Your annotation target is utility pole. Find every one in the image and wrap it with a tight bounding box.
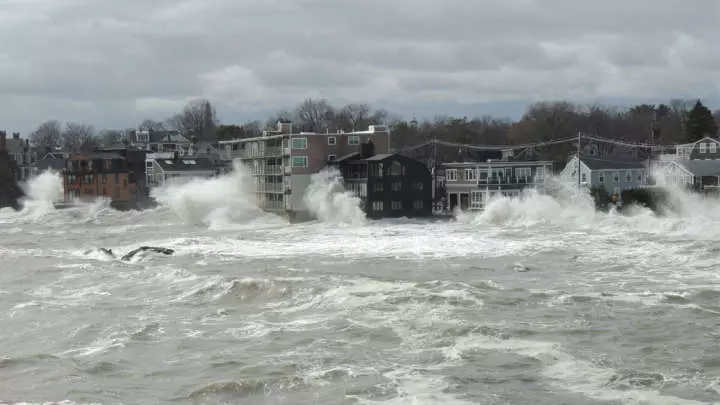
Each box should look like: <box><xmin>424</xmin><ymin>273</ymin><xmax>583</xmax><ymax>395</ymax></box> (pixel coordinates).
<box><xmin>577</xmin><ymin>131</ymin><xmax>581</xmax><ymax>190</ymax></box>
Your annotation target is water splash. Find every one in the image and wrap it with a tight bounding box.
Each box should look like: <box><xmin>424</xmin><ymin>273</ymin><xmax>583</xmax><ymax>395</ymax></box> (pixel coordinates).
<box><xmin>303</xmin><ymin>167</ymin><xmax>366</xmax><ymax>226</ymax></box>
<box><xmin>150</xmin><ymin>161</ymin><xmax>278</xmax><ymax>228</ymax></box>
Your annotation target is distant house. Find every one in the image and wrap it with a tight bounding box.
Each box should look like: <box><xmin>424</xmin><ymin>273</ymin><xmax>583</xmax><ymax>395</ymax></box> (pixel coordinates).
<box><xmin>328</xmin><ymin>145</ymin><xmax>433</xmax><ymax>219</ymax></box>
<box><xmin>147</xmin><ymin>155</ymin><xmax>216</xmax><ymax>187</ymax></box>
<box><xmin>33</xmin><ymin>152</ymin><xmax>69</xmax><ymax>175</ymax></box>
<box><xmin>559</xmin><ymin>155</ymin><xmax>648</xmax><ymax>194</ymax></box>
<box><xmin>649</xmin><ymin>159</ymin><xmax>720</xmax><ymax>190</ymax></box>
<box><xmin>0</xmin><ymin>132</ymin><xmax>36</xmax><ymax>181</ymax></box>
<box><xmin>658</xmin><ymin>136</ymin><xmax>720</xmax><ymax>161</ymax></box>
<box><xmin>442</xmin><ymin>159</ymin><xmax>553</xmax><ymax>211</ymax></box>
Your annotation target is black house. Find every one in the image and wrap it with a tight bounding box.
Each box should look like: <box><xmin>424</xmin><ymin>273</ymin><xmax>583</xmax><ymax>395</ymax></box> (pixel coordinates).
<box><xmin>329</xmin><ymin>142</ymin><xmax>433</xmax><ymax>219</ymax></box>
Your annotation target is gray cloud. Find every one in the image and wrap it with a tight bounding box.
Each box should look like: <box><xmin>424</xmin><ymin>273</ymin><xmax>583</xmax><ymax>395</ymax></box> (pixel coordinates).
<box><xmin>0</xmin><ymin>0</ymin><xmax>719</xmax><ymax>133</ymax></box>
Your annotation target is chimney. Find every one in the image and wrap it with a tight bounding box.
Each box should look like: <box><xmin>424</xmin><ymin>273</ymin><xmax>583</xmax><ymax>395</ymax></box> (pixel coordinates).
<box><xmin>360</xmin><ymin>141</ymin><xmax>375</xmax><ymax>158</ymax></box>
<box><xmin>0</xmin><ymin>131</ymin><xmax>6</xmax><ymax>150</ymax></box>
<box><xmin>12</xmin><ymin>132</ymin><xmax>19</xmax><ymax>140</ymax></box>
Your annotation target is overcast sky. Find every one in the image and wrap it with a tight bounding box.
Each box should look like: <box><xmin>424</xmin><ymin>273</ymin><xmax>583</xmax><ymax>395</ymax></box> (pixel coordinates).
<box><xmin>1</xmin><ymin>0</ymin><xmax>719</xmax><ymax>134</ymax></box>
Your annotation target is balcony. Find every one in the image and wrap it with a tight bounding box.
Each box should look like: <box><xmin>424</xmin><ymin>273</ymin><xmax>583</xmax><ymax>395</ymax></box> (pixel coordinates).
<box><xmin>265</xmin><ymin>183</ymin><xmax>283</xmax><ymax>192</ymax></box>
<box><xmin>264</xmin><ymin>166</ymin><xmax>283</xmax><ymax>175</ymax></box>
<box><xmin>264</xmin><ymin>200</ymin><xmax>284</xmax><ymax>210</ymax></box>
<box><xmin>477</xmin><ymin>176</ymin><xmax>539</xmax><ymax>185</ymax></box>
<box><xmin>265</xmin><ymin>147</ymin><xmax>282</xmax><ymax>157</ymax></box>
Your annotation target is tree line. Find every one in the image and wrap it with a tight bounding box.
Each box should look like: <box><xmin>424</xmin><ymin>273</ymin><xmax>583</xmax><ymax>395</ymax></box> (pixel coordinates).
<box><xmin>25</xmin><ymin>97</ymin><xmax>720</xmax><ymax>154</ymax></box>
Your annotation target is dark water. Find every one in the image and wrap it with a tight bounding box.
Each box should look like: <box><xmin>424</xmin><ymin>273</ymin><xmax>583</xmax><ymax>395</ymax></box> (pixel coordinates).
<box><xmin>2</xmin><ymin>195</ymin><xmax>720</xmax><ymax>405</ymax></box>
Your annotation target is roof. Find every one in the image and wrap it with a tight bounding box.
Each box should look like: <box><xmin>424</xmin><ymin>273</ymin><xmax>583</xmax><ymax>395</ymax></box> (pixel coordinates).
<box><xmin>580</xmin><ymin>156</ymin><xmax>646</xmax><ymax>170</ymax></box>
<box><xmin>4</xmin><ymin>138</ymin><xmax>27</xmax><ymax>153</ymax></box>
<box><xmin>334</xmin><ymin>152</ymin><xmax>360</xmax><ymax>163</ymax></box>
<box><xmin>676</xmin><ymin>160</ymin><xmax>720</xmax><ymax>176</ymax></box>
<box><xmin>360</xmin><ymin>153</ymin><xmax>395</xmax><ymax>162</ymax></box>
<box><xmin>72</xmin><ymin>152</ymin><xmax>125</xmax><ymax>160</ymax></box>
<box><xmin>155</xmin><ymin>157</ymin><xmax>214</xmax><ymax>172</ymax></box>
<box><xmin>35</xmin><ymin>158</ymin><xmax>66</xmax><ymax>171</ymax></box>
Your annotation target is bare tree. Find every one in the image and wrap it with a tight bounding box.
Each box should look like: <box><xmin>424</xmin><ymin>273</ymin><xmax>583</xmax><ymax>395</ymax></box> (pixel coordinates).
<box><xmin>98</xmin><ymin>130</ymin><xmax>123</xmax><ymax>146</ymax></box>
<box><xmin>166</xmin><ymin>99</ymin><xmax>218</xmax><ymax>142</ymax></box>
<box><xmin>61</xmin><ymin>123</ymin><xmax>96</xmax><ymax>152</ymax></box>
<box><xmin>139</xmin><ymin>119</ymin><xmax>166</xmax><ymax>131</ymax></box>
<box><xmin>294</xmin><ymin>98</ymin><xmax>335</xmax><ymax>132</ymax></box>
<box><xmin>29</xmin><ymin>120</ymin><xmax>62</xmax><ymax>153</ymax></box>
<box><xmin>242</xmin><ymin>120</ymin><xmax>263</xmax><ymax>137</ymax></box>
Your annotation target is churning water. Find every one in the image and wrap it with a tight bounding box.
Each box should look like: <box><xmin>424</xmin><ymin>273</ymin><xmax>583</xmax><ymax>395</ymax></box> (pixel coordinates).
<box><xmin>2</xmin><ymin>166</ymin><xmax>720</xmax><ymax>405</ymax></box>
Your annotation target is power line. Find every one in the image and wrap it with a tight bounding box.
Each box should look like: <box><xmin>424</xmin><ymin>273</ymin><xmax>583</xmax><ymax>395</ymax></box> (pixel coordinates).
<box><xmin>400</xmin><ymin>133</ymin><xmax>684</xmax><ymax>153</ymax></box>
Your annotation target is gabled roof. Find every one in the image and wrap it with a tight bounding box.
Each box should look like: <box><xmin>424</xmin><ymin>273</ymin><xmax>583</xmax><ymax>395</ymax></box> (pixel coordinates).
<box><xmin>360</xmin><ymin>153</ymin><xmax>395</xmax><ymax>162</ymax></box>
<box><xmin>675</xmin><ymin>160</ymin><xmax>720</xmax><ymax>176</ymax></box>
<box><xmin>580</xmin><ymin>156</ymin><xmax>646</xmax><ymax>170</ymax></box>
<box><xmin>334</xmin><ymin>152</ymin><xmax>360</xmax><ymax>163</ymax></box>
<box><xmin>155</xmin><ymin>157</ymin><xmax>214</xmax><ymax>172</ymax></box>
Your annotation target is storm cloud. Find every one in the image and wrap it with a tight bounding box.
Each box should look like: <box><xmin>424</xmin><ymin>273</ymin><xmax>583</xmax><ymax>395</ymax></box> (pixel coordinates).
<box><xmin>0</xmin><ymin>0</ymin><xmax>718</xmax><ymax>132</ymax></box>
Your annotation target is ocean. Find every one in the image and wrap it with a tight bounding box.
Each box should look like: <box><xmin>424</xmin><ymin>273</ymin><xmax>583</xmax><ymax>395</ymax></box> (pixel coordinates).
<box><xmin>1</xmin><ymin>168</ymin><xmax>719</xmax><ymax>405</ymax></box>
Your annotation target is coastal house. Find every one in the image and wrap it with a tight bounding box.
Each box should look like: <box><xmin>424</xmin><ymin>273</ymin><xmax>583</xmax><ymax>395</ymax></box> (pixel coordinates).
<box><xmin>559</xmin><ymin>155</ymin><xmax>648</xmax><ymax>194</ymax></box>
<box><xmin>218</xmin><ymin>121</ymin><xmax>391</xmax><ymax>221</ymax></box>
<box><xmin>0</xmin><ymin>131</ymin><xmax>36</xmax><ymax>181</ymax></box>
<box><xmin>442</xmin><ymin>159</ymin><xmax>553</xmax><ymax>211</ymax></box>
<box><xmin>329</xmin><ymin>144</ymin><xmax>433</xmax><ymax>219</ymax></box>
<box><xmin>649</xmin><ymin>159</ymin><xmax>720</xmax><ymax>190</ymax></box>
<box><xmin>146</xmin><ymin>154</ymin><xmax>216</xmax><ymax>187</ymax></box>
<box><xmin>33</xmin><ymin>152</ymin><xmax>69</xmax><ymax>175</ymax></box>
<box><xmin>62</xmin><ymin>147</ymin><xmax>152</xmax><ymax>209</ymax></box>
<box><xmin>656</xmin><ymin>136</ymin><xmax>720</xmax><ymax>161</ymax></box>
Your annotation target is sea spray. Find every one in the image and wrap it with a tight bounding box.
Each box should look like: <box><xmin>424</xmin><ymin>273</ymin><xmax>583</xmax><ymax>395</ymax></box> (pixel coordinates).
<box><xmin>150</xmin><ymin>161</ymin><xmax>275</xmax><ymax>227</ymax></box>
<box><xmin>303</xmin><ymin>167</ymin><xmax>366</xmax><ymax>226</ymax></box>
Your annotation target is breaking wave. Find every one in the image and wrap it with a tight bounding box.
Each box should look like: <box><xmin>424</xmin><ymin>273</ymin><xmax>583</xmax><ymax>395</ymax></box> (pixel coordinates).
<box><xmin>303</xmin><ymin>167</ymin><xmax>366</xmax><ymax>226</ymax></box>
<box><xmin>150</xmin><ymin>161</ymin><xmax>281</xmax><ymax>228</ymax></box>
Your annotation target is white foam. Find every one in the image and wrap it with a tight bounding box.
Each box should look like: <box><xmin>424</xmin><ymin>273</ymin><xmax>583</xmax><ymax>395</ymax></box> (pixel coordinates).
<box><xmin>303</xmin><ymin>167</ymin><xmax>366</xmax><ymax>226</ymax></box>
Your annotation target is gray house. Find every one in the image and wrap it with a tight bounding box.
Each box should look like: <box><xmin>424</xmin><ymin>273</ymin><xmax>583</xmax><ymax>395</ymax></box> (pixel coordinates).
<box><xmin>650</xmin><ymin>159</ymin><xmax>720</xmax><ymax>190</ymax></box>
<box><xmin>1</xmin><ymin>132</ymin><xmax>37</xmax><ymax>181</ymax></box>
<box><xmin>442</xmin><ymin>159</ymin><xmax>553</xmax><ymax>211</ymax></box>
<box><xmin>560</xmin><ymin>155</ymin><xmax>648</xmax><ymax>194</ymax></box>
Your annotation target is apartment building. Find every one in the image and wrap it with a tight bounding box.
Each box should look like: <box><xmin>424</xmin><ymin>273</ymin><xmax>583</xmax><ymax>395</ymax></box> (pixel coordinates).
<box><xmin>218</xmin><ymin>121</ymin><xmax>390</xmax><ymax>221</ymax></box>
<box><xmin>62</xmin><ymin>147</ymin><xmax>154</xmax><ymax>210</ymax></box>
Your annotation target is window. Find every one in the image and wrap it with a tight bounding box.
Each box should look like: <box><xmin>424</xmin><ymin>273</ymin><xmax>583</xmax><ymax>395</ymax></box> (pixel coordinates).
<box><xmin>328</xmin><ymin>136</ymin><xmax>336</xmax><ymax>146</ymax></box>
<box><xmin>581</xmin><ymin>173</ymin><xmax>587</xmax><ymax>182</ymax></box>
<box><xmin>182</xmin><ymin>160</ymin><xmax>196</xmax><ymax>164</ymax></box>
<box><xmin>328</xmin><ymin>154</ymin><xmax>336</xmax><ymax>162</ymax></box>
<box><xmin>613</xmin><ymin>172</ymin><xmax>619</xmax><ymax>182</ymax></box>
<box><xmin>464</xmin><ymin>168</ymin><xmax>476</xmax><ymax>181</ymax></box>
<box><xmin>348</xmin><ymin>136</ymin><xmax>360</xmax><ymax>146</ymax></box>
<box><xmin>446</xmin><ymin>169</ymin><xmax>457</xmax><ymax>182</ymax></box>
<box><xmin>413</xmin><ymin>200</ymin><xmax>423</xmax><ymax>210</ymax></box>
<box><xmin>374</xmin><ymin>183</ymin><xmax>384</xmax><ymax>192</ymax></box>
<box><xmin>291</xmin><ymin>137</ymin><xmax>307</xmax><ymax>149</ymax></box>
<box><xmin>291</xmin><ymin>156</ymin><xmax>308</xmax><ymax>167</ymax></box>
<box><xmin>414</xmin><ymin>182</ymin><xmax>424</xmax><ymax>190</ymax></box>
<box><xmin>625</xmin><ymin>171</ymin><xmax>631</xmax><ymax>182</ymax></box>
<box><xmin>372</xmin><ymin>201</ymin><xmax>383</xmax><ymax>211</ymax></box>
<box><xmin>84</xmin><ymin>174</ymin><xmax>92</xmax><ymax>184</ymax></box>
<box><xmin>391</xmin><ymin>201</ymin><xmax>402</xmax><ymax>210</ymax></box>
<box><xmin>700</xmin><ymin>143</ymin><xmax>707</xmax><ymax>153</ymax></box>
<box><xmin>515</xmin><ymin>167</ymin><xmax>531</xmax><ymax>179</ymax></box>
<box><xmin>102</xmin><ymin>174</ymin><xmax>107</xmax><ymax>184</ymax></box>
<box><xmin>535</xmin><ymin>166</ymin><xmax>545</xmax><ymax>181</ymax></box>
<box><xmin>599</xmin><ymin>174</ymin><xmax>605</xmax><ymax>183</ymax></box>
<box><xmin>712</xmin><ymin>143</ymin><xmax>718</xmax><ymax>153</ymax></box>
<box><xmin>390</xmin><ymin>161</ymin><xmax>404</xmax><ymax>176</ymax></box>
<box><xmin>391</xmin><ymin>182</ymin><xmax>402</xmax><ymax>192</ymax></box>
